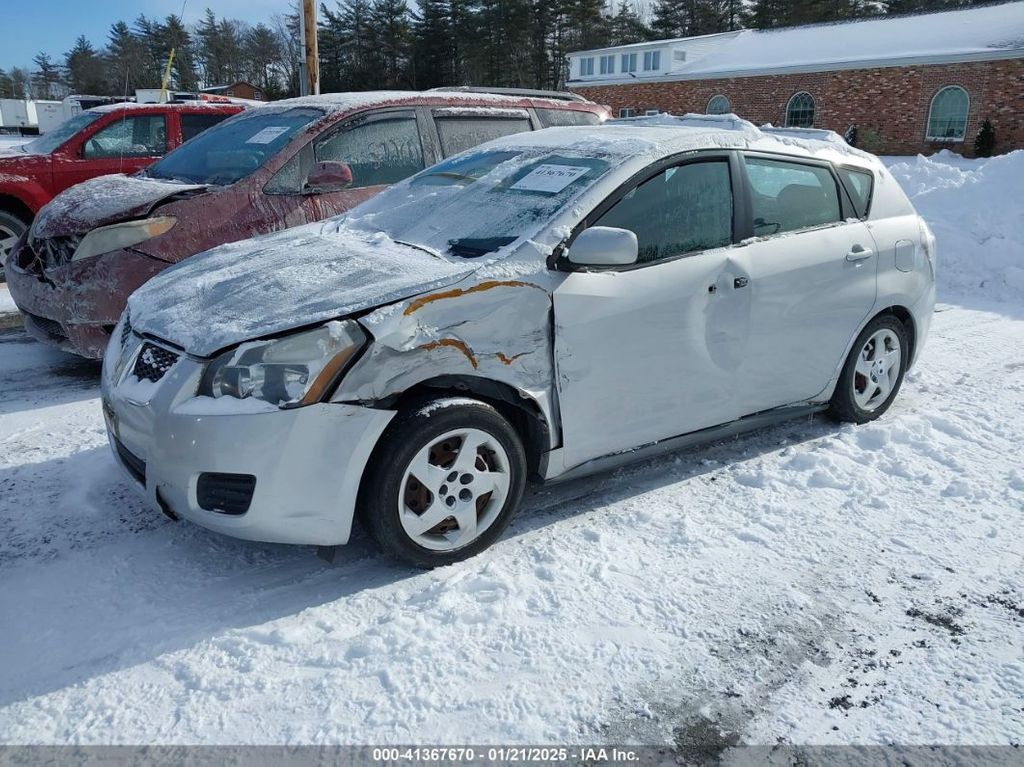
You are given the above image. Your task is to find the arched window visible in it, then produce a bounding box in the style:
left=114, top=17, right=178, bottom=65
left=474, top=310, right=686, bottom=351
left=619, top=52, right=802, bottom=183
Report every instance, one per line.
left=926, top=86, right=969, bottom=141
left=785, top=91, right=815, bottom=128
left=707, top=95, right=731, bottom=115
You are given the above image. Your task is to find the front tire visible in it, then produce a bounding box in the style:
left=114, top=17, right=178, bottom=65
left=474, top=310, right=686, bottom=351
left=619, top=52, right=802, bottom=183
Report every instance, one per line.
left=360, top=398, right=527, bottom=568
left=0, top=210, right=30, bottom=282
left=828, top=314, right=909, bottom=424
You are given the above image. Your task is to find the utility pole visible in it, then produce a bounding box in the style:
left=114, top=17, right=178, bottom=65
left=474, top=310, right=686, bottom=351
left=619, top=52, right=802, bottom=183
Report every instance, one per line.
left=300, top=0, right=319, bottom=96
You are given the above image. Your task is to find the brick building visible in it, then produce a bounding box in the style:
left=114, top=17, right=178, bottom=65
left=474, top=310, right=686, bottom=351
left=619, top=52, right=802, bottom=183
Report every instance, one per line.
left=568, top=2, right=1024, bottom=156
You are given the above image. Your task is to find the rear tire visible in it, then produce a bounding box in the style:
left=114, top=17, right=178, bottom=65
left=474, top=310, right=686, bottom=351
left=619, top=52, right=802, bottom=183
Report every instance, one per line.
left=0, top=210, right=30, bottom=282
left=360, top=397, right=527, bottom=568
left=828, top=314, right=909, bottom=424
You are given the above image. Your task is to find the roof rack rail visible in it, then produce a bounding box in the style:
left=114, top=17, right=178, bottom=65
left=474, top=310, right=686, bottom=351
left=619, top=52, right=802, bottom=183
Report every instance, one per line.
left=427, top=86, right=589, bottom=103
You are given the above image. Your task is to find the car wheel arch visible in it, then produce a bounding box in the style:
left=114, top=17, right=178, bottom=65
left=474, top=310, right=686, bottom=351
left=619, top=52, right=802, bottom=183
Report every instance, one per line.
left=360, top=375, right=552, bottom=478
left=0, top=193, right=34, bottom=225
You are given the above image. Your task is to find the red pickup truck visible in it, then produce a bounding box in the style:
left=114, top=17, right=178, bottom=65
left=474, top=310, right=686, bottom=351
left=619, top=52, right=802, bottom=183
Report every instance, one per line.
left=0, top=102, right=243, bottom=275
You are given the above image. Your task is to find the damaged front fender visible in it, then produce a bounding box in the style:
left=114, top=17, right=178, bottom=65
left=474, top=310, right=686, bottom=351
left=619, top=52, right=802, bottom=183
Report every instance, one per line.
left=335, top=272, right=561, bottom=442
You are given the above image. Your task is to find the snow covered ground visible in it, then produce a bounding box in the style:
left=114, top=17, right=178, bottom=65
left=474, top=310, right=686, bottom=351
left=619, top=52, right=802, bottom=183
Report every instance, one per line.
left=0, top=151, right=1022, bottom=748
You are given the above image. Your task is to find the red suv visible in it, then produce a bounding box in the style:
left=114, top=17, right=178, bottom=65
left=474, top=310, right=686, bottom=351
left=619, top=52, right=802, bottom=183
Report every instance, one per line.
left=5, top=88, right=608, bottom=357
left=0, top=102, right=243, bottom=275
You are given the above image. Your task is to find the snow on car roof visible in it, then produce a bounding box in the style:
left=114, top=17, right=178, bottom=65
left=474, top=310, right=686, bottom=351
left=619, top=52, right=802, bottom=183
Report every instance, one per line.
left=89, top=101, right=241, bottom=113
left=488, top=113, right=878, bottom=167
left=252, top=89, right=597, bottom=115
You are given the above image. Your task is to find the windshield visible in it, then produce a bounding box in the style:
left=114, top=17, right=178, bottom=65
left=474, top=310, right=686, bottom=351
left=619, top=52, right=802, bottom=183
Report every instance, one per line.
left=21, top=112, right=102, bottom=155
left=348, top=149, right=612, bottom=258
left=143, top=107, right=323, bottom=185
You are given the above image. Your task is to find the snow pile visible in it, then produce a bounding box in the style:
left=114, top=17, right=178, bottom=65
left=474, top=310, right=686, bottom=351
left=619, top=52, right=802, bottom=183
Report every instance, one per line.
left=887, top=150, right=1024, bottom=304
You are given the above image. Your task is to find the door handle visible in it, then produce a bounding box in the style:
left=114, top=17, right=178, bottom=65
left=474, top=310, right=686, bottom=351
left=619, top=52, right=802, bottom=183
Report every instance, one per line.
left=734, top=276, right=749, bottom=289
left=846, top=245, right=873, bottom=262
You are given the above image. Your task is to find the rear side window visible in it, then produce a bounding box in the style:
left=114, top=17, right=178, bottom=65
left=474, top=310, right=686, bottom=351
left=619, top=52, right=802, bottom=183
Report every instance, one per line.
left=536, top=108, right=602, bottom=128
left=435, top=115, right=532, bottom=156
left=837, top=166, right=874, bottom=217
left=595, top=159, right=733, bottom=264
left=83, top=115, right=167, bottom=158
left=745, top=157, right=841, bottom=236
left=181, top=112, right=232, bottom=142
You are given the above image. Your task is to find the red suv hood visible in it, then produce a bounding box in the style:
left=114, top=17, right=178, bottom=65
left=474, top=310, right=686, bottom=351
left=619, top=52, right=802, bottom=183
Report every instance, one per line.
left=33, top=174, right=208, bottom=239
left=0, top=150, right=48, bottom=179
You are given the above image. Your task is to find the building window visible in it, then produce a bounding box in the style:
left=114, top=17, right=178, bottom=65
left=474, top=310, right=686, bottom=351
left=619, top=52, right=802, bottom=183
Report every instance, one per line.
left=619, top=108, right=636, bottom=118
left=599, top=55, right=615, bottom=75
left=785, top=91, right=815, bottom=128
left=580, top=57, right=594, bottom=77
left=643, top=50, right=661, bottom=71
left=707, top=95, right=731, bottom=115
left=644, top=108, right=659, bottom=116
left=926, top=85, right=969, bottom=141
left=621, top=53, right=637, bottom=73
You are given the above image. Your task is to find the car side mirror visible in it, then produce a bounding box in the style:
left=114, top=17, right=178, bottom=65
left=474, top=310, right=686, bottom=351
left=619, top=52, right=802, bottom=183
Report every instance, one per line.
left=304, top=161, right=353, bottom=194
left=567, top=226, right=638, bottom=266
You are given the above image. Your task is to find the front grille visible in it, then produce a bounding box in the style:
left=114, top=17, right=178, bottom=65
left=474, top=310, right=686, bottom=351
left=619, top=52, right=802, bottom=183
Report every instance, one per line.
left=132, top=343, right=179, bottom=383
left=114, top=437, right=146, bottom=485
left=25, top=312, right=67, bottom=340
left=120, top=313, right=132, bottom=348
left=197, top=473, right=257, bottom=515
left=33, top=235, right=82, bottom=269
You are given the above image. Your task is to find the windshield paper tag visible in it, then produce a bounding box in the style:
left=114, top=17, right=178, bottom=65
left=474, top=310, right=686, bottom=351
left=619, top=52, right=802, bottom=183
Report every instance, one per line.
left=246, top=126, right=290, bottom=144
left=510, top=164, right=590, bottom=193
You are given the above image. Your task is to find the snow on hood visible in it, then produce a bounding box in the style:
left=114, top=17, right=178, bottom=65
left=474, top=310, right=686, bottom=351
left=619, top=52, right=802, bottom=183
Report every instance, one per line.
left=127, top=220, right=476, bottom=357
left=32, top=174, right=208, bottom=239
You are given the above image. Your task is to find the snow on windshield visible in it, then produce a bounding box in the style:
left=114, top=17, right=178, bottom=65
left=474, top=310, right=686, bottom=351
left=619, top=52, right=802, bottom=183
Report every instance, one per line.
left=21, top=112, right=102, bottom=155
left=143, top=107, right=322, bottom=185
left=338, top=148, right=612, bottom=258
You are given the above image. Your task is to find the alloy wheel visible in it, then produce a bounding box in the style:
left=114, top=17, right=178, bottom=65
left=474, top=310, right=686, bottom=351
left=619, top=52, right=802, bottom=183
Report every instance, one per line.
left=852, top=328, right=902, bottom=411
left=399, top=427, right=512, bottom=552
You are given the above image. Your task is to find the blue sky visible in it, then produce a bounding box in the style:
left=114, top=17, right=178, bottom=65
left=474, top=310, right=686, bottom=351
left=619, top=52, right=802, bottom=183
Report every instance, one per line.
left=1, top=0, right=290, bottom=71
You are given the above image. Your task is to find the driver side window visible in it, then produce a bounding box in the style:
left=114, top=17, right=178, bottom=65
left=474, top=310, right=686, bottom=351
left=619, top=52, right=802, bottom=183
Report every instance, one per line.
left=595, top=159, right=733, bottom=264
left=83, top=115, right=167, bottom=159
left=266, top=115, right=424, bottom=194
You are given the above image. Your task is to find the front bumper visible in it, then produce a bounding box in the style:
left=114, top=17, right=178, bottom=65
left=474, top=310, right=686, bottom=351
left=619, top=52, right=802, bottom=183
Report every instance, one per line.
left=6, top=240, right=167, bottom=358
left=101, top=335, right=396, bottom=546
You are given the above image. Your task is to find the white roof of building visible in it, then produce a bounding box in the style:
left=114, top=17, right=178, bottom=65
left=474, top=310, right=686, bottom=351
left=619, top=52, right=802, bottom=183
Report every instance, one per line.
left=569, top=2, right=1024, bottom=83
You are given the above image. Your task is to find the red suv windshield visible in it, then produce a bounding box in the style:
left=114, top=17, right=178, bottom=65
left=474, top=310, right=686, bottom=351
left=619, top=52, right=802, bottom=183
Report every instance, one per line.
left=21, top=112, right=103, bottom=155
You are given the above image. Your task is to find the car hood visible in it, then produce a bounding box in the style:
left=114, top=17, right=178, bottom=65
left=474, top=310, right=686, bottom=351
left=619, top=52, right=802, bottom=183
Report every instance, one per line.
left=33, top=174, right=208, bottom=239
left=128, top=220, right=476, bottom=358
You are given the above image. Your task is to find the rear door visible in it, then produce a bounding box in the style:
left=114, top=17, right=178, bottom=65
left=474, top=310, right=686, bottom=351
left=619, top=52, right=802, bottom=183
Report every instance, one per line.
left=261, top=108, right=428, bottom=229
left=553, top=153, right=746, bottom=469
left=730, top=153, right=878, bottom=415
left=52, top=111, right=169, bottom=192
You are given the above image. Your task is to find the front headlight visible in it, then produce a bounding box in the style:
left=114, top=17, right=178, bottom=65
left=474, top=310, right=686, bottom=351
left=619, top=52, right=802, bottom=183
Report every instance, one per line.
left=72, top=216, right=177, bottom=262
left=197, top=321, right=368, bottom=408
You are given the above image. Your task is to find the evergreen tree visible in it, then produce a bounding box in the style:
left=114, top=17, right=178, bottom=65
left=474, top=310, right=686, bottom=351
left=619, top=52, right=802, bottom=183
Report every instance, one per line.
left=64, top=36, right=106, bottom=94
left=246, top=23, right=284, bottom=93
left=162, top=15, right=199, bottom=91
left=32, top=53, right=63, bottom=100
left=610, top=0, right=651, bottom=44
left=0, top=69, right=15, bottom=99
left=973, top=119, right=995, bottom=157
left=106, top=21, right=148, bottom=94
left=371, top=0, right=415, bottom=88
left=413, top=0, right=456, bottom=88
